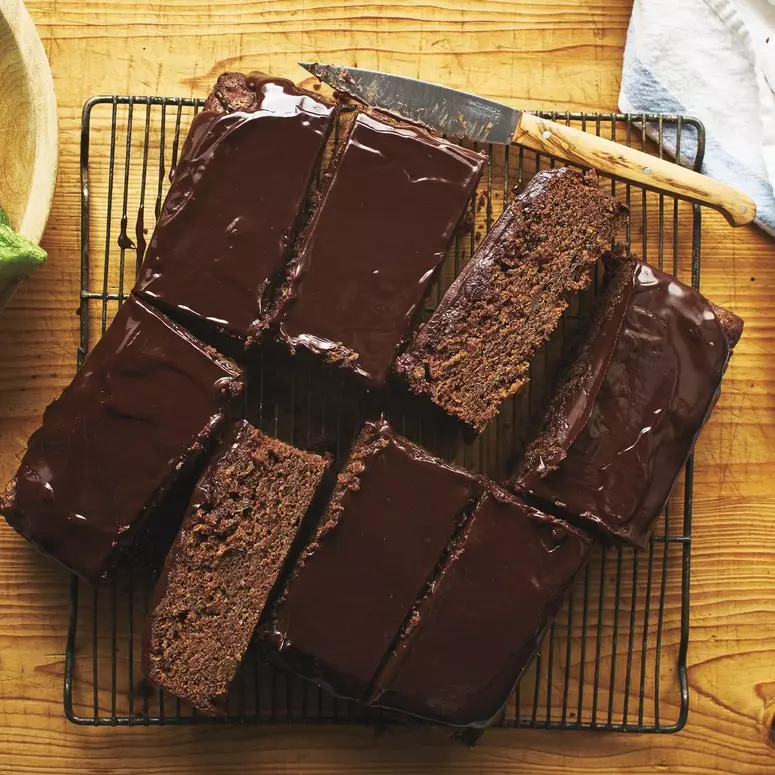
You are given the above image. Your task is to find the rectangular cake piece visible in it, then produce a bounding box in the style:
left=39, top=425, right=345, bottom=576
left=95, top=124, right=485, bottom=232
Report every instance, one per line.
left=274, top=111, right=486, bottom=388
left=368, top=486, right=591, bottom=727
left=134, top=72, right=337, bottom=345
left=511, top=258, right=743, bottom=549
left=265, top=419, right=482, bottom=699
left=0, top=296, right=243, bottom=583
left=395, top=168, right=627, bottom=434
left=143, top=420, right=329, bottom=713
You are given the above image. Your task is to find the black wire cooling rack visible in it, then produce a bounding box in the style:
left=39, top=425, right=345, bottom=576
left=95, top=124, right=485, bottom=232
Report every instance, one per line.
left=64, top=95, right=707, bottom=731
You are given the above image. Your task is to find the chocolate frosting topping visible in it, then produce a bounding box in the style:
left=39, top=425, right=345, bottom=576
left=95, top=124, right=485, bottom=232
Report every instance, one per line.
left=369, top=486, right=591, bottom=727
left=520, top=260, right=738, bottom=547
left=278, top=112, right=485, bottom=387
left=134, top=74, right=336, bottom=341
left=517, top=257, right=636, bottom=481
left=1, top=297, right=242, bottom=583
left=269, top=419, right=481, bottom=698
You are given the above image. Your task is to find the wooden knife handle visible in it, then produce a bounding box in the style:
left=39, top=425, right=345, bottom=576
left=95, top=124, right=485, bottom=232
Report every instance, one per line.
left=513, top=112, right=756, bottom=227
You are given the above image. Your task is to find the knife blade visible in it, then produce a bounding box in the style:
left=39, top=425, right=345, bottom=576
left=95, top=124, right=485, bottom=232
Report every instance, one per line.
left=300, top=63, right=520, bottom=145
left=299, top=63, right=756, bottom=227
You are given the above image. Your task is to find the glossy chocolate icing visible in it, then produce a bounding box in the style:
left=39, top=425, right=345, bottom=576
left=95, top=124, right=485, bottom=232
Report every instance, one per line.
left=0, top=297, right=243, bottom=583
left=134, top=74, right=336, bottom=342
left=517, top=260, right=635, bottom=480
left=369, top=486, right=591, bottom=727
left=277, top=112, right=485, bottom=387
left=268, top=419, right=481, bottom=699
left=519, top=260, right=736, bottom=548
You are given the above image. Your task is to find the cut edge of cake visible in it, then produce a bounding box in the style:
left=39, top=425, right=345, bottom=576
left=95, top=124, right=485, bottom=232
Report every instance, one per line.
left=394, top=167, right=628, bottom=434
left=510, top=250, right=635, bottom=484
left=134, top=71, right=339, bottom=354
left=256, top=106, right=361, bottom=348
left=509, top=256, right=744, bottom=548
left=365, top=482, right=593, bottom=727
left=143, top=419, right=330, bottom=714
left=262, top=416, right=486, bottom=701
left=269, top=107, right=486, bottom=386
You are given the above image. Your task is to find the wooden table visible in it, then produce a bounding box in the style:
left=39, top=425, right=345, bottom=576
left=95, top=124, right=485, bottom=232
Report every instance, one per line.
left=1, top=1, right=773, bottom=772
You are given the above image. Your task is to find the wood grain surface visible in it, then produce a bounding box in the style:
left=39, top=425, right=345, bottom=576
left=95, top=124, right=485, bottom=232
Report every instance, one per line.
left=0, top=1, right=773, bottom=773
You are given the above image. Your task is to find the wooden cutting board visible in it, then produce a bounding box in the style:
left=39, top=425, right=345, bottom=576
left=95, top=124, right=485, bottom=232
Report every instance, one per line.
left=0, top=1, right=773, bottom=774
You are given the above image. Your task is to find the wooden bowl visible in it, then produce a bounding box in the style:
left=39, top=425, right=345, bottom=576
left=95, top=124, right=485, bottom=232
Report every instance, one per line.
left=0, top=0, right=57, bottom=243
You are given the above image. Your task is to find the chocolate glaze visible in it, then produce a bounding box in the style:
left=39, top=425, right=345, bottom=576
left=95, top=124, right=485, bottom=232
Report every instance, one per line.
left=135, top=205, right=147, bottom=269
left=134, top=74, right=336, bottom=342
left=518, top=258, right=635, bottom=480
left=277, top=112, right=485, bottom=388
left=369, top=486, right=591, bottom=727
left=268, top=419, right=481, bottom=699
left=0, top=297, right=243, bottom=583
left=518, top=260, right=740, bottom=548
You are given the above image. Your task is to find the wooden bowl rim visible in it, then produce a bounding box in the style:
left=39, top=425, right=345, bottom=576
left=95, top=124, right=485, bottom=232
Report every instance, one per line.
left=0, top=0, right=58, bottom=243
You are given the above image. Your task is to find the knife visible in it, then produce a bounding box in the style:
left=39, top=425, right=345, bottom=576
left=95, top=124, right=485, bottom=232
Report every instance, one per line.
left=299, top=63, right=756, bottom=228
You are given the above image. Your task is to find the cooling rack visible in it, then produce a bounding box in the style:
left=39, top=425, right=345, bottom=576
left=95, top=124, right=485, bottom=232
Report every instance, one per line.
left=65, top=95, right=706, bottom=732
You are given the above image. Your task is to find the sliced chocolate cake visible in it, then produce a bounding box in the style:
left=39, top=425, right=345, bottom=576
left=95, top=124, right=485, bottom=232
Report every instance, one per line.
left=144, top=420, right=329, bottom=713
left=274, top=111, right=486, bottom=388
left=511, top=258, right=743, bottom=549
left=265, top=419, right=482, bottom=699
left=395, top=168, right=627, bottom=434
left=368, top=485, right=591, bottom=727
left=0, top=297, right=243, bottom=583
left=134, top=72, right=337, bottom=346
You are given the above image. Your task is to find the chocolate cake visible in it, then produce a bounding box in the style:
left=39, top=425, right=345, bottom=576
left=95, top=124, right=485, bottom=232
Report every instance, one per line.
left=394, top=167, right=627, bottom=434
left=144, top=420, right=329, bottom=713
left=0, top=297, right=243, bottom=583
left=368, top=486, right=591, bottom=727
left=274, top=111, right=486, bottom=388
left=511, top=258, right=744, bottom=548
left=265, top=419, right=482, bottom=699
left=134, top=72, right=337, bottom=346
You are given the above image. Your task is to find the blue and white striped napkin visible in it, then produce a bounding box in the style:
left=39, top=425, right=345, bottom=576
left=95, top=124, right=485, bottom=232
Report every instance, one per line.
left=619, top=0, right=775, bottom=236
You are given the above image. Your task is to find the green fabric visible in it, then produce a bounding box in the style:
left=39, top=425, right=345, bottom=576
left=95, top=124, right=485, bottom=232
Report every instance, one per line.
left=0, top=213, right=47, bottom=288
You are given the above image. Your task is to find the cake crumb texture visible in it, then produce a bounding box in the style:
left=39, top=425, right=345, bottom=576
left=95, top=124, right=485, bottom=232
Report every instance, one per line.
left=395, top=167, right=627, bottom=433
left=144, top=420, right=328, bottom=713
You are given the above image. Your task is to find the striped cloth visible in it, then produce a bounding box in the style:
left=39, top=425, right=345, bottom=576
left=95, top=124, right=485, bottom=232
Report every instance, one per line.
left=619, top=0, right=775, bottom=235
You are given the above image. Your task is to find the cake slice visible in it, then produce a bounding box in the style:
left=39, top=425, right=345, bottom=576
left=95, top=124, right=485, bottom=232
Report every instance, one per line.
left=511, top=258, right=743, bottom=549
left=265, top=419, right=482, bottom=699
left=394, top=167, right=627, bottom=434
left=0, top=296, right=243, bottom=583
left=134, top=72, right=337, bottom=346
left=143, top=420, right=329, bottom=714
left=368, top=486, right=591, bottom=727
left=273, top=111, right=486, bottom=388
